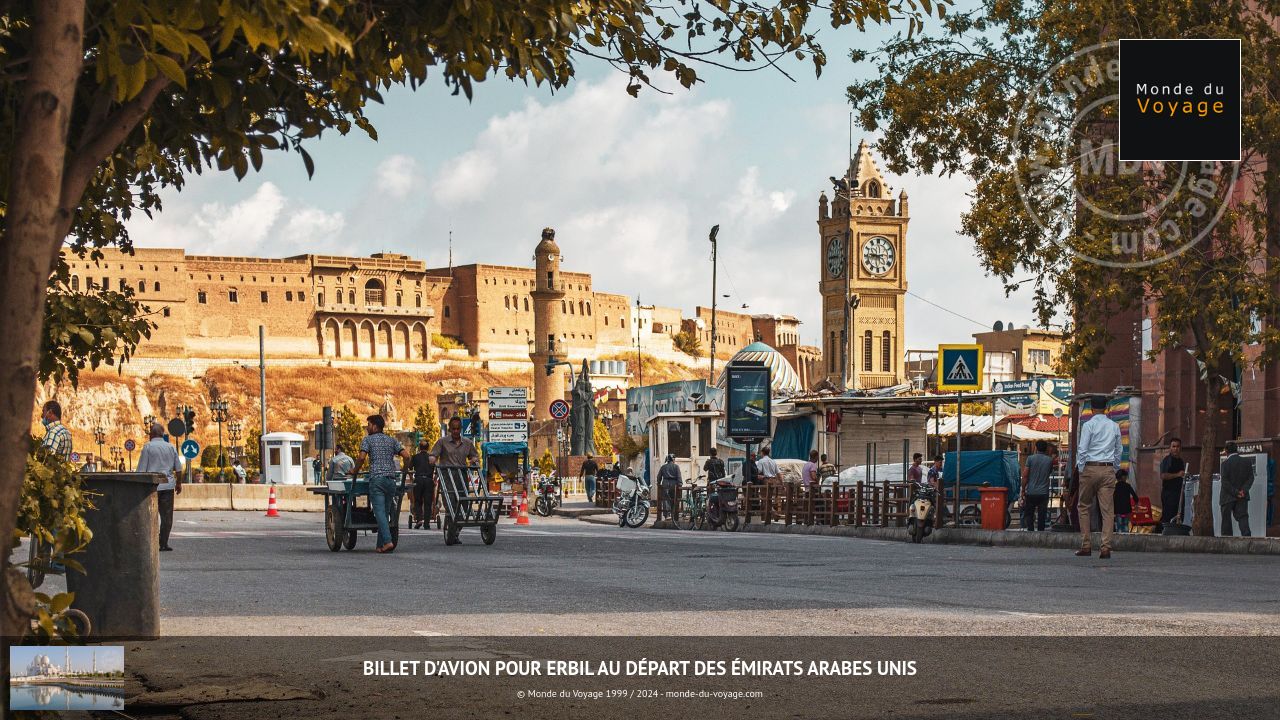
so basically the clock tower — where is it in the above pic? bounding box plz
[817,140,909,390]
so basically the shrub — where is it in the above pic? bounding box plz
[673,330,703,357]
[431,333,464,351]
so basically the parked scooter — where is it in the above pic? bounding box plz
[704,478,740,531]
[534,474,562,517]
[907,481,937,543]
[613,469,651,528]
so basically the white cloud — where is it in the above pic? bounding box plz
[127,181,345,257]
[375,154,419,200]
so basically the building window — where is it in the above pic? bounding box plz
[153,281,160,292]
[524,297,529,311]
[504,296,511,310]
[570,302,575,315]
[348,289,355,304]
[102,276,108,290]
[71,276,79,292]
[415,294,421,308]
[162,307,170,317]
[229,290,239,303]
[547,334,556,353]
[1028,348,1051,366]
[318,291,325,307]
[881,331,891,373]
[561,300,567,313]
[364,278,384,305]
[395,291,402,307]
[578,300,584,315]
[546,271,553,289]
[286,291,293,301]
[138,280,146,293]
[586,302,592,316]
[198,291,207,304]
[444,305,451,318]
[863,331,872,372]
[299,291,305,302]
[260,291,269,303]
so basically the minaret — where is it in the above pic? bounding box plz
[530,227,567,418]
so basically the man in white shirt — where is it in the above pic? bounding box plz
[136,422,184,551]
[1074,396,1123,558]
[755,446,780,482]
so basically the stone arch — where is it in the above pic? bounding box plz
[344,320,359,357]
[379,321,394,358]
[324,318,341,357]
[395,322,411,360]
[411,322,429,360]
[364,278,385,305]
[865,179,881,198]
[361,320,377,358]
[347,289,355,305]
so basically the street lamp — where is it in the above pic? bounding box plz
[109,446,124,471]
[143,414,156,432]
[228,420,243,464]
[93,424,106,463]
[210,398,230,480]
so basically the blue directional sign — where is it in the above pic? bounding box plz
[181,439,201,460]
[937,344,983,391]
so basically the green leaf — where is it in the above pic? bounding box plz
[150,25,190,57]
[151,54,188,89]
[298,146,315,178]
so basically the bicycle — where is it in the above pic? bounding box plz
[675,475,707,531]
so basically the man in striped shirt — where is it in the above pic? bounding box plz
[351,414,410,553]
[40,400,73,463]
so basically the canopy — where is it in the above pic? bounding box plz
[927,416,1057,441]
[482,441,528,456]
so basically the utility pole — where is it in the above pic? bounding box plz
[635,296,644,387]
[709,225,720,384]
[259,325,267,480]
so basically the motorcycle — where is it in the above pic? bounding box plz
[533,474,562,517]
[613,470,651,528]
[907,481,937,543]
[704,478,740,531]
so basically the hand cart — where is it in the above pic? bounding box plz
[438,464,505,546]
[308,472,412,551]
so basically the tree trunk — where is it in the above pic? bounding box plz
[0,0,85,639]
[1193,381,1218,536]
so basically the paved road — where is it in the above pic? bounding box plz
[156,511,1280,636]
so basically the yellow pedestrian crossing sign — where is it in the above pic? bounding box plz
[938,344,983,391]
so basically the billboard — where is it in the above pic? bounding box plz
[993,377,1074,416]
[625,379,721,436]
[725,363,771,440]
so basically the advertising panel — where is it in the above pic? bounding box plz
[725,363,771,440]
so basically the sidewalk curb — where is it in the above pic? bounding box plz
[735,522,1280,554]
[555,506,611,518]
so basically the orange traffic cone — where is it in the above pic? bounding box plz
[508,493,518,519]
[516,492,530,525]
[265,484,280,517]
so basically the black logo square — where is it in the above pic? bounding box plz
[1119,38,1240,162]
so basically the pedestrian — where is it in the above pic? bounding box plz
[803,450,821,488]
[430,417,480,467]
[328,445,355,483]
[1021,440,1053,531]
[581,454,599,503]
[704,448,726,482]
[410,439,435,529]
[907,453,924,485]
[1074,395,1122,558]
[657,453,682,521]
[351,414,410,553]
[819,453,837,482]
[1113,468,1140,533]
[743,451,760,486]
[1158,437,1186,530]
[136,421,183,551]
[756,446,780,483]
[39,400,73,463]
[927,455,944,491]
[1218,441,1255,537]
[232,458,247,484]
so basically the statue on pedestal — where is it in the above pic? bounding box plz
[569,359,596,456]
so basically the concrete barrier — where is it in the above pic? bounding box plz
[174,484,325,512]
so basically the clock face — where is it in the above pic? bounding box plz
[825,237,846,278]
[861,236,895,275]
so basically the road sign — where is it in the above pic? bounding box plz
[488,419,528,433]
[556,428,566,442]
[488,386,528,399]
[70,452,80,463]
[123,439,136,452]
[181,439,201,460]
[489,408,528,420]
[548,399,570,420]
[489,431,528,443]
[488,396,528,410]
[937,344,984,391]
[168,417,187,438]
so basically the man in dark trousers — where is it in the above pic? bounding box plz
[1158,438,1186,531]
[704,448,726,482]
[1219,441,1255,537]
[657,454,682,522]
[410,439,435,529]
[581,455,599,503]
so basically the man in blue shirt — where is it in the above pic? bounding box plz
[351,414,410,553]
[1074,396,1123,558]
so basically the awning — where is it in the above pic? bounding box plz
[926,416,1058,441]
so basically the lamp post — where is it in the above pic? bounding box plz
[210,399,230,481]
[143,415,156,432]
[228,420,243,465]
[109,446,124,472]
[708,224,720,384]
[93,424,106,464]
[634,296,643,388]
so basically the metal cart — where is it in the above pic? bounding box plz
[308,473,412,551]
[438,464,505,546]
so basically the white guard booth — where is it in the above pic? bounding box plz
[262,431,306,485]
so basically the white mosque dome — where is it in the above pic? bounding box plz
[714,341,802,395]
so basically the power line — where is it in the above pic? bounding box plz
[905,290,990,329]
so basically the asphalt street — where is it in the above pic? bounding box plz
[153,510,1280,636]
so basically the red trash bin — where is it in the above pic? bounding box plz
[979,487,1008,530]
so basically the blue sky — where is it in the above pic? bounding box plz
[10,646,124,674]
[126,11,1039,351]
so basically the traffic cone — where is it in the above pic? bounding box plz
[516,492,530,525]
[265,484,280,517]
[508,493,518,519]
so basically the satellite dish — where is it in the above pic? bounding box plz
[993,321,1004,331]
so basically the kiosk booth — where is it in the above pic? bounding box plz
[262,431,305,484]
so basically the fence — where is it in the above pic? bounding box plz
[619,480,917,527]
